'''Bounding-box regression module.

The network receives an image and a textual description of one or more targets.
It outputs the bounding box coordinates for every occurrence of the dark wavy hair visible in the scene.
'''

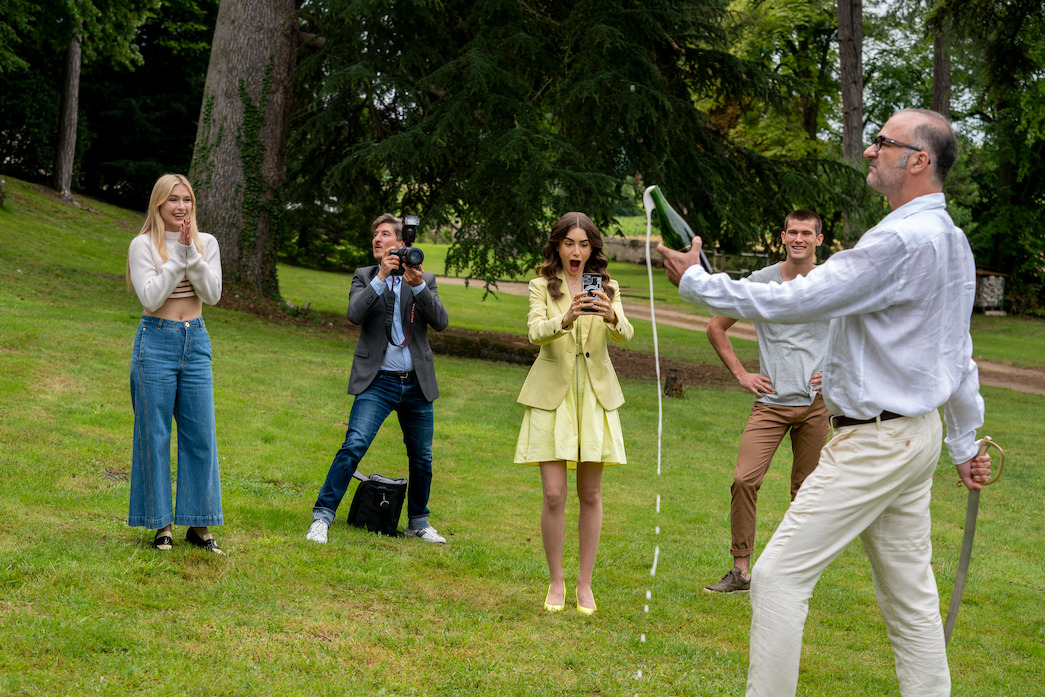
[537,211,615,300]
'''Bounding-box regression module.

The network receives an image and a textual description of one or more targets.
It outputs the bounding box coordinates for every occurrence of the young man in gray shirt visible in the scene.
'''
[704,209,830,593]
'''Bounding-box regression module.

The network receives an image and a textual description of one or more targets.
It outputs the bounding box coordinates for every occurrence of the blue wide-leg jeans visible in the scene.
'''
[128,316,223,529]
[312,374,434,529]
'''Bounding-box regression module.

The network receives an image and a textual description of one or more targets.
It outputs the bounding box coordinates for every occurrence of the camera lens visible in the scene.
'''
[404,247,424,266]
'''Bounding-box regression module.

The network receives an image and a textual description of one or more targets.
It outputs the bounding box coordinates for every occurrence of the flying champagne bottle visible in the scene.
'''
[643,185,713,273]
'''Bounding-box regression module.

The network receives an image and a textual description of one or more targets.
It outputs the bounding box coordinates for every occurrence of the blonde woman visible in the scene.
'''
[126,174,224,554]
[515,212,634,614]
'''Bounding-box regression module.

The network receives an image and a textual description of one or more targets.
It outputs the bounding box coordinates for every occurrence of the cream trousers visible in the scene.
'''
[747,411,950,697]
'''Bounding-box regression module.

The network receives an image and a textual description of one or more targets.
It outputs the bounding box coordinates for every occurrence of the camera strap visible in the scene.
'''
[383,278,415,348]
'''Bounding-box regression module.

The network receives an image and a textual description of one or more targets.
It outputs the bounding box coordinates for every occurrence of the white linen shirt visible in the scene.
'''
[679,193,984,464]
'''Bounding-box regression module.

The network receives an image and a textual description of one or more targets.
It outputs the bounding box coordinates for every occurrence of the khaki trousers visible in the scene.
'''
[729,394,830,558]
[746,411,950,697]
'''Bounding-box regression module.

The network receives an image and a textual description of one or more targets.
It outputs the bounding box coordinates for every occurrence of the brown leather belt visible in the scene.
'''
[832,410,906,428]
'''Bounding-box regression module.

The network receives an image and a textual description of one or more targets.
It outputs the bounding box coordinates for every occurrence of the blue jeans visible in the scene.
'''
[313,374,434,529]
[128,316,223,529]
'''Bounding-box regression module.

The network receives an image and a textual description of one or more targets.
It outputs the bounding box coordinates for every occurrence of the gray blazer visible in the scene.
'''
[346,266,450,402]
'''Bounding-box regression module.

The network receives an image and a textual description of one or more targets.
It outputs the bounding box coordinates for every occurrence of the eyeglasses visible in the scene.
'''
[871,135,921,153]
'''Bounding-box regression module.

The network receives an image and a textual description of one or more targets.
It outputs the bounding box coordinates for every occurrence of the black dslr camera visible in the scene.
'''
[389,214,424,276]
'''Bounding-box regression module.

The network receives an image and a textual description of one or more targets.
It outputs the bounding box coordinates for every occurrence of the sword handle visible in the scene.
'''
[977,436,1005,486]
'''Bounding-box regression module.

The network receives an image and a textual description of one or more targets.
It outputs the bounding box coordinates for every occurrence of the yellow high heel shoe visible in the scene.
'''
[576,589,597,615]
[543,581,566,612]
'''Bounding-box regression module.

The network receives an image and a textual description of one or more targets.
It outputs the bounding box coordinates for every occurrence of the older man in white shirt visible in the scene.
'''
[658,108,993,697]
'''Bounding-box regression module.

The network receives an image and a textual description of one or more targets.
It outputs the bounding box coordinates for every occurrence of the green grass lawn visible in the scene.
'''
[343,234,714,315]
[290,229,1045,371]
[1,176,1043,696]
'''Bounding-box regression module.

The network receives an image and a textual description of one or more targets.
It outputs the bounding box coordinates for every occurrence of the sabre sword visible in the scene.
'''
[943,436,1005,646]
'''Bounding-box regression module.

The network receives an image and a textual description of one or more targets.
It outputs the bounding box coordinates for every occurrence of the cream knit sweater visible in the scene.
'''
[128,231,222,312]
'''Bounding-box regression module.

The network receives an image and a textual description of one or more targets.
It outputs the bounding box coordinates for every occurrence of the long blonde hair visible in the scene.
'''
[127,174,202,286]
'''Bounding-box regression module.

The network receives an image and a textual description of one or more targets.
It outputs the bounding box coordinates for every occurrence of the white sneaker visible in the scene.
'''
[405,525,446,544]
[306,520,329,544]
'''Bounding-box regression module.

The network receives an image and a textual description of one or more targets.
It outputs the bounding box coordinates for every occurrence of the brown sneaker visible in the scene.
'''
[704,566,751,593]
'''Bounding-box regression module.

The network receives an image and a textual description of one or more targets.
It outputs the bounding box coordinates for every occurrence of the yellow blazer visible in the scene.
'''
[516,273,634,411]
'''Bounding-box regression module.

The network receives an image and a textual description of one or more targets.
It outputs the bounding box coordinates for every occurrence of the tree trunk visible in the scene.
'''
[53,31,82,201]
[190,0,297,299]
[837,0,863,164]
[932,28,951,119]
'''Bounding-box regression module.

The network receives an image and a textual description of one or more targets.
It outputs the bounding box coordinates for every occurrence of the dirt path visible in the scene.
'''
[438,276,1045,396]
[973,360,1045,395]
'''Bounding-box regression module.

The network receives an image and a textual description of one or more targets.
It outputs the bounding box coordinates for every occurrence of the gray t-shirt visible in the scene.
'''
[746,263,830,407]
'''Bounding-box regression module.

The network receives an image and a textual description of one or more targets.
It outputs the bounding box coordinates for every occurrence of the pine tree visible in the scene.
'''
[289,0,859,284]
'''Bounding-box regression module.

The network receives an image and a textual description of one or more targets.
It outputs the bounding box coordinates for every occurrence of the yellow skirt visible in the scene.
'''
[514,355,626,469]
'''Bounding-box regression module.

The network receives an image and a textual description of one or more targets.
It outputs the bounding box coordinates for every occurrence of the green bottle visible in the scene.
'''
[644,185,713,272]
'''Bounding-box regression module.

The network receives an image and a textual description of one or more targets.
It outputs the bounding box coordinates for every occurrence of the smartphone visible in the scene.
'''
[581,273,602,312]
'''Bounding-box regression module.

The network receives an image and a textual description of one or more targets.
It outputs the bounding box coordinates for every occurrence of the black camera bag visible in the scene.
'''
[346,470,407,537]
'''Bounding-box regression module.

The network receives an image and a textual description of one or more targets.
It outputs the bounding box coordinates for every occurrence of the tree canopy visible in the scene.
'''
[287,0,860,286]
[0,0,217,206]
[933,0,1045,312]
[2,0,1044,312]
[862,0,1045,312]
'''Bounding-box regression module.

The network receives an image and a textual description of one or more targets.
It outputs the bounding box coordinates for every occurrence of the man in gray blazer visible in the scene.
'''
[307,213,450,544]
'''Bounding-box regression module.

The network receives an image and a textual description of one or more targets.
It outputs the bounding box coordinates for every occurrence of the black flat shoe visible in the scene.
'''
[185,528,224,555]
[153,534,173,551]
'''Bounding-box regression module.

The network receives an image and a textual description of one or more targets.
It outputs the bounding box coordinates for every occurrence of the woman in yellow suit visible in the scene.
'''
[515,212,634,614]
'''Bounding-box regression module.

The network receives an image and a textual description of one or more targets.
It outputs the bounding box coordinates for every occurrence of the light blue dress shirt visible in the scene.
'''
[370,274,427,373]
